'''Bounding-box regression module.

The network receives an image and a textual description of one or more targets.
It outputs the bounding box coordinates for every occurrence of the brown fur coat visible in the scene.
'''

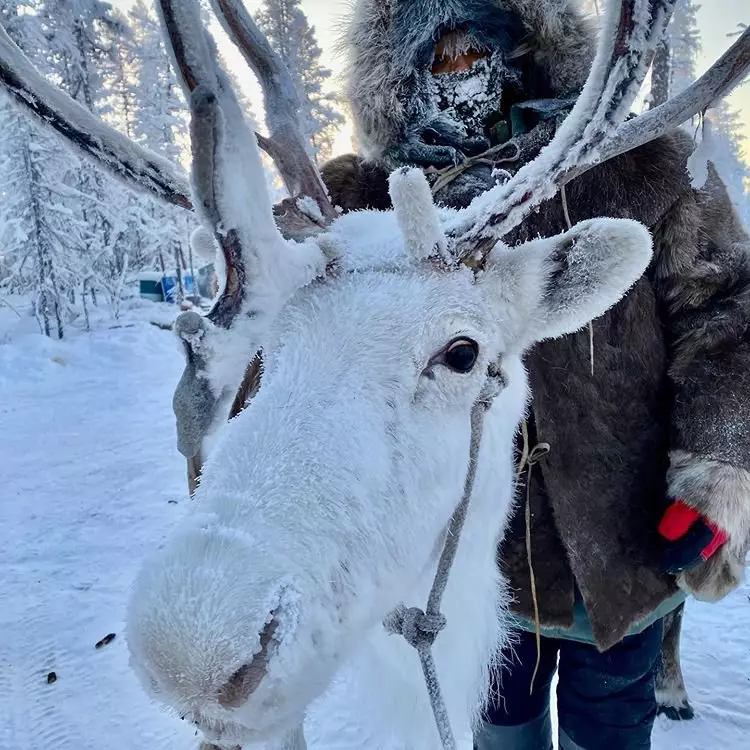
[317,0,750,651]
[319,128,750,650]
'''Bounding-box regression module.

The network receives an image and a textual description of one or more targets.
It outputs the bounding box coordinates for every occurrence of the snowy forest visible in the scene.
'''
[0,0,747,340]
[0,0,343,338]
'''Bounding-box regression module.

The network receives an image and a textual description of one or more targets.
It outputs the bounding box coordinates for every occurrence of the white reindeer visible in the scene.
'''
[2,1,745,748]
[122,2,669,748]
[128,201,651,750]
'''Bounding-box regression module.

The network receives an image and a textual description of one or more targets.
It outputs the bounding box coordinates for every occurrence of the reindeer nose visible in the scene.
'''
[218,619,278,708]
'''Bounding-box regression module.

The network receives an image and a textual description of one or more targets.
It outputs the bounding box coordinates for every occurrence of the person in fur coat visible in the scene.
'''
[316,1,750,748]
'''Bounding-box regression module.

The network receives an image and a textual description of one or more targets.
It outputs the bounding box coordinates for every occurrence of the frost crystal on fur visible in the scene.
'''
[388,167,449,261]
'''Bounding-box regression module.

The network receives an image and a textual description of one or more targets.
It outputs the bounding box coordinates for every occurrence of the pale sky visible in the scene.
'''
[111,0,749,159]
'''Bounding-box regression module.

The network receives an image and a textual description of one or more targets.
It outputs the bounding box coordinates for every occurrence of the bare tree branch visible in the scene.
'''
[0,21,193,210]
[209,0,337,222]
[451,0,679,263]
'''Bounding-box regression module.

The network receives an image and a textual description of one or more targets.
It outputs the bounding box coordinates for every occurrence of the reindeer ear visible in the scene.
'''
[478,218,653,351]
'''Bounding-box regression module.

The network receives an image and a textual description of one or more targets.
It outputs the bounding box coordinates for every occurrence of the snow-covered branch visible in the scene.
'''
[0,21,192,211]
[209,0,336,221]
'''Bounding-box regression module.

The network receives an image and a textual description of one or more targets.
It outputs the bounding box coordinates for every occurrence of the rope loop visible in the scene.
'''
[527,442,550,467]
[384,605,447,649]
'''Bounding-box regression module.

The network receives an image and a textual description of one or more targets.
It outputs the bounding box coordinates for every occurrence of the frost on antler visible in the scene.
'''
[448,0,678,261]
[449,1,750,265]
[157,0,324,331]
[210,0,336,222]
[159,0,326,470]
[605,25,750,163]
[0,21,192,210]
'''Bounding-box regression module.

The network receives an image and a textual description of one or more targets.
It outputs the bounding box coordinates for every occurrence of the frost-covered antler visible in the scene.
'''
[448,0,748,265]
[160,0,334,329]
[450,0,678,262]
[209,0,336,222]
[0,21,192,210]
[159,0,327,482]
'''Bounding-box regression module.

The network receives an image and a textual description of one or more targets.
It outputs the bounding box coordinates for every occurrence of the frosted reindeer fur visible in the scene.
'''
[127,198,652,749]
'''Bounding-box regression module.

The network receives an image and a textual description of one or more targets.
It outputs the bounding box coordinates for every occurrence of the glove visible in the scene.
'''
[658,500,729,575]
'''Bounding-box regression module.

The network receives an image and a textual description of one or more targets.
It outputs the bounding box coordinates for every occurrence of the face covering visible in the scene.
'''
[430,41,522,137]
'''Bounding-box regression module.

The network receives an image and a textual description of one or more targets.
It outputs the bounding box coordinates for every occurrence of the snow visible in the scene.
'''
[0,302,748,750]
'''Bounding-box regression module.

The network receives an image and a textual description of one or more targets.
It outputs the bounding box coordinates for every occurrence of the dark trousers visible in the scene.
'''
[476,620,664,750]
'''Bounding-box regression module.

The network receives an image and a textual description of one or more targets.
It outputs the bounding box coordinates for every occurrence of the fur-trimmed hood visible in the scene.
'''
[344,0,596,160]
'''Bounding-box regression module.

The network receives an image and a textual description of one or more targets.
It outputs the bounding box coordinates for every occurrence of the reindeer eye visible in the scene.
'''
[443,338,479,373]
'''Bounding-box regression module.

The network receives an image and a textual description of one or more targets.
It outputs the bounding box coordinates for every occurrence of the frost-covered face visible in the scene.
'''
[127,205,652,747]
[430,29,523,136]
[432,49,520,135]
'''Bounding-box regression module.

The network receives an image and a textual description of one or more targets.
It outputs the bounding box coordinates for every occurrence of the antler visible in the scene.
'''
[450,0,750,265]
[449,0,678,262]
[605,25,750,160]
[209,0,337,222]
[160,0,328,491]
[157,0,329,330]
[0,21,192,210]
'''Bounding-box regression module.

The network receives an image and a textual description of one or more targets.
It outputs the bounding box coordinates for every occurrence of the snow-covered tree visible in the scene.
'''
[0,0,197,331]
[669,0,701,96]
[129,0,187,163]
[706,103,750,228]
[0,3,90,336]
[127,0,196,294]
[254,0,344,161]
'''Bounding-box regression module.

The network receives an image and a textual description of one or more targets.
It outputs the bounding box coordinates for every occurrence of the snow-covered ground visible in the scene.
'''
[0,305,748,750]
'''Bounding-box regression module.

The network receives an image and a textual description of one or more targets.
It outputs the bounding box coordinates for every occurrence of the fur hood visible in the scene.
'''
[344,0,596,160]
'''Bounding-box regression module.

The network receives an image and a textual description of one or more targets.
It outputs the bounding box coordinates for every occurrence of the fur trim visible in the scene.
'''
[677,545,746,602]
[668,449,750,600]
[668,450,750,557]
[343,0,595,160]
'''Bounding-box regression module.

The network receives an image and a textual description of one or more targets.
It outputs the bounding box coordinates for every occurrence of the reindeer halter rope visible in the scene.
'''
[384,363,506,750]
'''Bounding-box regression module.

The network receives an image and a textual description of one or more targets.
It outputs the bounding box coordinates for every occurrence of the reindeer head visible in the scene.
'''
[3,0,745,747]
[128,179,650,746]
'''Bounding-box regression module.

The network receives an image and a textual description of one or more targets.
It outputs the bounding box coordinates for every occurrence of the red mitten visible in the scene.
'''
[659,500,729,575]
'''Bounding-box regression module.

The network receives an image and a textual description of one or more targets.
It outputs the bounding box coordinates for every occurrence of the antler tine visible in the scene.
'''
[209,0,337,223]
[0,22,192,210]
[449,0,677,265]
[157,0,290,330]
[602,26,750,164]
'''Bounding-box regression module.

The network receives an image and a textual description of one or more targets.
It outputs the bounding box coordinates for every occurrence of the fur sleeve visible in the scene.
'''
[652,165,750,599]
